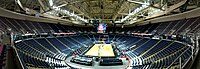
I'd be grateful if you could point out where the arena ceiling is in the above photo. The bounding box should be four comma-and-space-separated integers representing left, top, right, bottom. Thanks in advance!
0, 0, 199, 25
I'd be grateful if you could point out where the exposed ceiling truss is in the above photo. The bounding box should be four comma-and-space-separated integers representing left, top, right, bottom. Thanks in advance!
0, 0, 199, 25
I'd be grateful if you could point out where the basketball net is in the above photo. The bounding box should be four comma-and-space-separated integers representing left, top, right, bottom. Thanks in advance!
102, 38, 106, 41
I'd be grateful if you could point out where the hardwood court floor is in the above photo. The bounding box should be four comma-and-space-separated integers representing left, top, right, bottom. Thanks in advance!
85, 44, 115, 57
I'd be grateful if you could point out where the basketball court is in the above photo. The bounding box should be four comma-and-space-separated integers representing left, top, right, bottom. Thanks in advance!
85, 44, 115, 57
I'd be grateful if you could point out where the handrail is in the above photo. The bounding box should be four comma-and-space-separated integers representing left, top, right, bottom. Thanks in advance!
12, 46, 26, 69
11, 33, 26, 69
138, 40, 162, 57
45, 38, 63, 54
166, 46, 191, 69
112, 35, 116, 41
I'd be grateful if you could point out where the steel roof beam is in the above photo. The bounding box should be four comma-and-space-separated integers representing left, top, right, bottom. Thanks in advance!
127, 0, 164, 10
38, 0, 45, 12
63, 1, 92, 19
127, 0, 150, 5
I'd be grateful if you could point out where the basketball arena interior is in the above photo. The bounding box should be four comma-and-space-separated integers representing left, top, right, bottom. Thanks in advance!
0, 0, 200, 69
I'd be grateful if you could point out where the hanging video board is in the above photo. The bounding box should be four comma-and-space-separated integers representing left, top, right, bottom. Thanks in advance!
97, 24, 106, 33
